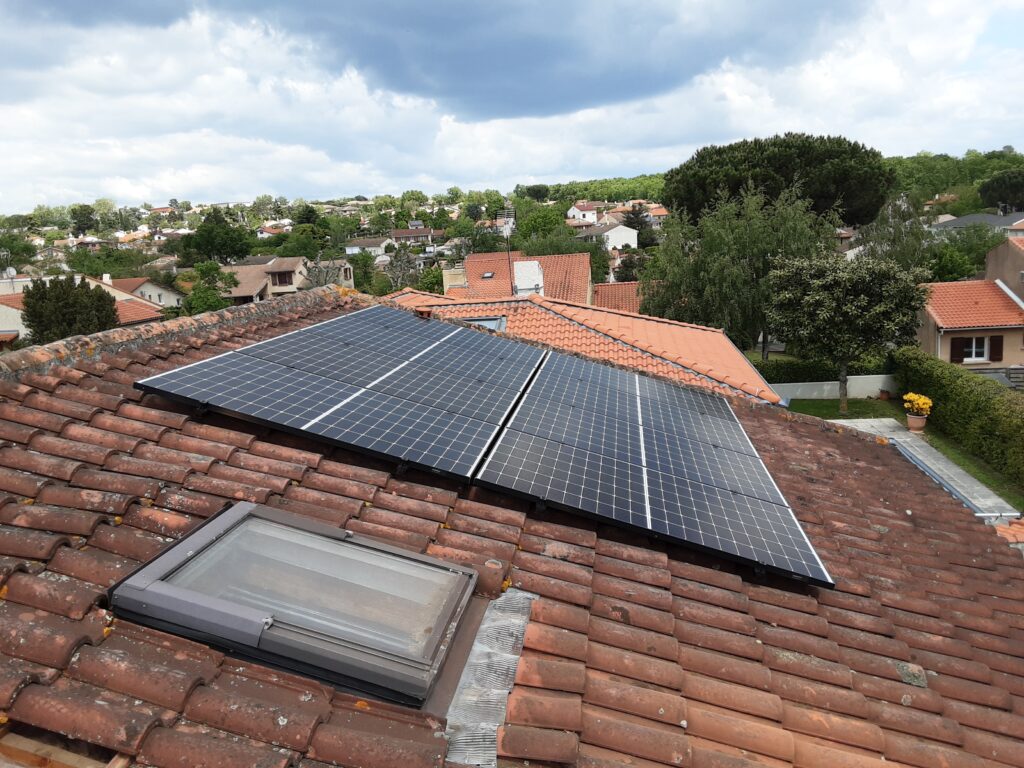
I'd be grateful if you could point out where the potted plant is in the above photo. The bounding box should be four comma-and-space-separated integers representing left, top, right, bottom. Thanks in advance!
903, 392, 932, 433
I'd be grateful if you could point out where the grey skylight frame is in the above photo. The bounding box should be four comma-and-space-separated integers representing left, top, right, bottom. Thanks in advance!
109, 502, 476, 705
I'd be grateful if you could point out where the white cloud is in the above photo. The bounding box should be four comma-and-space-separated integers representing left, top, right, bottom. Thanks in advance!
0, 1, 1020, 212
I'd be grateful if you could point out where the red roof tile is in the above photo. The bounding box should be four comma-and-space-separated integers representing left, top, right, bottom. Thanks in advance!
392, 293, 778, 403
0, 287, 1019, 766
446, 251, 592, 304
926, 280, 1024, 329
593, 281, 642, 313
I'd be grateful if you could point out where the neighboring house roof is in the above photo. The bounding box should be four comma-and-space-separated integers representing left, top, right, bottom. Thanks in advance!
346, 237, 390, 248
648, 205, 670, 217
575, 223, 633, 238
0, 288, 1020, 766
398, 292, 777, 402
385, 287, 460, 308
932, 213, 1024, 230
391, 228, 445, 238
0, 292, 163, 326
223, 263, 271, 298
926, 279, 1024, 329
592, 281, 642, 313
259, 226, 285, 235
448, 251, 592, 305
109, 277, 150, 294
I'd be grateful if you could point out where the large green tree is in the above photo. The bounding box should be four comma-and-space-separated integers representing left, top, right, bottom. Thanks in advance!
855, 197, 936, 271
622, 204, 658, 248
642, 185, 837, 356
979, 168, 1024, 210
69, 204, 97, 236
348, 251, 376, 292
22, 276, 118, 344
663, 133, 895, 225
768, 251, 928, 414
181, 261, 238, 315
179, 208, 254, 266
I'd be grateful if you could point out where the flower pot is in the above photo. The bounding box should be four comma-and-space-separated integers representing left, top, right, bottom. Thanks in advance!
906, 414, 927, 433
878, 389, 891, 401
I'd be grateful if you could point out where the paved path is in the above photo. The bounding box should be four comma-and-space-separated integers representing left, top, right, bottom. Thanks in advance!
830, 418, 1020, 522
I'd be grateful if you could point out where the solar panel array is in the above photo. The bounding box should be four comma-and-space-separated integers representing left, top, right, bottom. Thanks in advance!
137, 304, 832, 585
137, 305, 544, 477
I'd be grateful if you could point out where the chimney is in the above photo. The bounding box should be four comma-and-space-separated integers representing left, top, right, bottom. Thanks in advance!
102, 274, 112, 285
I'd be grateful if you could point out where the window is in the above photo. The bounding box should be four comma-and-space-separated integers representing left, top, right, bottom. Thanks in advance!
110, 502, 476, 704
465, 316, 506, 332
157, 293, 163, 304
271, 271, 294, 286
482, 272, 495, 279
964, 336, 987, 362
344, 267, 353, 282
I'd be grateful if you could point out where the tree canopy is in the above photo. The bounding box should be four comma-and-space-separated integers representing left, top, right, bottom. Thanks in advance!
181, 261, 238, 316
518, 229, 609, 283
979, 168, 1024, 210
663, 133, 895, 225
179, 208, 254, 266
768, 251, 928, 413
22, 276, 118, 344
642, 185, 837, 355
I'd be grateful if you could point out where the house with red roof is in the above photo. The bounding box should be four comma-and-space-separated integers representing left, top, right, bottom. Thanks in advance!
592, 281, 642, 314
443, 251, 593, 305
919, 279, 1024, 370
0, 287, 1020, 766
387, 289, 778, 403
109, 277, 185, 309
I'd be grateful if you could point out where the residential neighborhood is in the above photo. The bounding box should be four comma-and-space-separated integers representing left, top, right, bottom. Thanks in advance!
1, 4, 1024, 766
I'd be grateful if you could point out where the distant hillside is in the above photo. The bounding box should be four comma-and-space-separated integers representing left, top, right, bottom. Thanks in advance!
516, 174, 665, 203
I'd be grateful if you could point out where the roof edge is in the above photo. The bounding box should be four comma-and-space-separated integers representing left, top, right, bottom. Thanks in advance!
0, 286, 363, 379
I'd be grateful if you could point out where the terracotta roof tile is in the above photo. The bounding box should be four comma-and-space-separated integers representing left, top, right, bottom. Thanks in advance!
0, 287, 1020, 765
926, 279, 1024, 329
446, 251, 592, 304
593, 281, 642, 313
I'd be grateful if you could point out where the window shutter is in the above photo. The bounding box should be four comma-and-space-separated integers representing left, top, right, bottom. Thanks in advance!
990, 335, 1004, 362
950, 337, 967, 363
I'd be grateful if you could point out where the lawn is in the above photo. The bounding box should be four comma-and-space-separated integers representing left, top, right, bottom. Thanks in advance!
744, 350, 798, 362
787, 398, 1024, 513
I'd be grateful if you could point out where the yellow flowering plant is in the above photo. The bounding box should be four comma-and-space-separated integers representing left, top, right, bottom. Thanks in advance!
903, 392, 932, 417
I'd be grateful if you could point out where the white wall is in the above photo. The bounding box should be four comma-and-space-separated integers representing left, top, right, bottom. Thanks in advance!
774, 374, 898, 400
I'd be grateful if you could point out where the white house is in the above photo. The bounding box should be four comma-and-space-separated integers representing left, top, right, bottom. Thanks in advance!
576, 223, 638, 251
566, 201, 602, 224
109, 277, 185, 308
345, 237, 394, 257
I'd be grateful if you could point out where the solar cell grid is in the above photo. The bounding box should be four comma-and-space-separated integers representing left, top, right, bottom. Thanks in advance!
638, 396, 753, 455
240, 337, 408, 388
528, 370, 638, 423
507, 395, 642, 463
637, 374, 736, 421
371, 361, 521, 424
542, 352, 636, 393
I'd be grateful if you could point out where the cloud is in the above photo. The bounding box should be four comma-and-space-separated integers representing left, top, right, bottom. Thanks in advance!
0, 0, 1020, 212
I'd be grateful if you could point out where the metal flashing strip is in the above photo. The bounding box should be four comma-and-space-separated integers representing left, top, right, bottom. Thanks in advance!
444, 588, 536, 767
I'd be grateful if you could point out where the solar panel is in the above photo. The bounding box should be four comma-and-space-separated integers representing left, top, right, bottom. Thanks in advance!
137, 305, 542, 478
138, 304, 831, 586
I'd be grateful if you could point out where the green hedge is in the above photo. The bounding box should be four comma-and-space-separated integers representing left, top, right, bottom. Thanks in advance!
892, 346, 1024, 485
752, 354, 890, 383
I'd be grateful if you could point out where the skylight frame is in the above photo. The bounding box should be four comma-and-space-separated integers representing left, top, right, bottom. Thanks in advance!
109, 502, 477, 705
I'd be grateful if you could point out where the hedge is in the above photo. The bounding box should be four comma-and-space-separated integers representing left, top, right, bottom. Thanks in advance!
752, 354, 890, 384
892, 346, 1024, 485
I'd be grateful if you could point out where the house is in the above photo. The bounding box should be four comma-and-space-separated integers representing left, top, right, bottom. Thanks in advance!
109, 276, 185, 308
443, 251, 592, 304
575, 223, 638, 251
592, 280, 642, 313
918, 278, 1024, 373
0, 278, 164, 343
256, 226, 285, 239
390, 228, 445, 245
647, 204, 670, 228
388, 289, 775, 402
148, 206, 174, 215
344, 236, 393, 257
224, 255, 354, 304
0, 287, 1020, 766
984, 237, 1024, 301
566, 200, 608, 223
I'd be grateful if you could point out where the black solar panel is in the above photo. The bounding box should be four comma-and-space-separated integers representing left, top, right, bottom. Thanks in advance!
137, 303, 831, 585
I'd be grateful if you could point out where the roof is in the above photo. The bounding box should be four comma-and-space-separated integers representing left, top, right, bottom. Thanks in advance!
397, 292, 778, 403
926, 280, 1024, 329
110, 277, 150, 293
448, 251, 592, 304
932, 213, 1024, 230
222, 264, 271, 299
0, 293, 163, 327
593, 281, 642, 313
648, 205, 670, 217
391, 228, 444, 237
346, 237, 390, 248
385, 288, 460, 309
576, 223, 632, 238
0, 287, 1020, 767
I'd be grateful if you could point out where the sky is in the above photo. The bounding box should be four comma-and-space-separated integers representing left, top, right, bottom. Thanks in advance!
0, 0, 1022, 213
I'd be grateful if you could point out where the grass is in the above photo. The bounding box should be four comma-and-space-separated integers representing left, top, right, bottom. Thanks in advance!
744, 350, 798, 362
787, 398, 1024, 513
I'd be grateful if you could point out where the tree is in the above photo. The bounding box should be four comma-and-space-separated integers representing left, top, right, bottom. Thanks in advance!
622, 204, 658, 248
663, 133, 895, 225
22, 276, 118, 344
381, 244, 417, 290
521, 184, 550, 202
69, 204, 97, 236
0, 233, 35, 267
768, 251, 928, 414
293, 203, 320, 225
516, 207, 563, 240
348, 251, 376, 292
181, 261, 238, 316
519, 228, 609, 283
305, 252, 348, 288
642, 186, 837, 356
930, 223, 1006, 281
464, 203, 484, 221
68, 246, 152, 279
400, 190, 428, 210
179, 208, 254, 266
856, 197, 936, 272
979, 169, 1024, 210
614, 252, 646, 282
416, 266, 444, 294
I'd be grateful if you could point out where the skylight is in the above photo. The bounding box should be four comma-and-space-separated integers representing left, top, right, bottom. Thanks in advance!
482, 271, 495, 278
465, 316, 506, 331
110, 502, 476, 704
